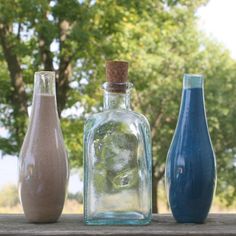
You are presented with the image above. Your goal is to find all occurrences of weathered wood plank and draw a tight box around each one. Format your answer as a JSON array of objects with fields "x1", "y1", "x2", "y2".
[{"x1": 0, "y1": 214, "x2": 235, "y2": 236}]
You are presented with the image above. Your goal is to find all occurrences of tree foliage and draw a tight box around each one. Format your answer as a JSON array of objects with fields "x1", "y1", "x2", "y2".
[
  {"x1": 0, "y1": 0, "x2": 235, "y2": 212},
  {"x1": 0, "y1": 184, "x2": 19, "y2": 207}
]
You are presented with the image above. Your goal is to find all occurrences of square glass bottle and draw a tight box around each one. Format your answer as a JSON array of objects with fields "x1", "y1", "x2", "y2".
[{"x1": 83, "y1": 61, "x2": 152, "y2": 225}]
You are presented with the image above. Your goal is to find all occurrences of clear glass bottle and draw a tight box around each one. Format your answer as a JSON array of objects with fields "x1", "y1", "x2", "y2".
[
  {"x1": 18, "y1": 71, "x2": 69, "y2": 223},
  {"x1": 165, "y1": 74, "x2": 216, "y2": 223},
  {"x1": 84, "y1": 61, "x2": 152, "y2": 225}
]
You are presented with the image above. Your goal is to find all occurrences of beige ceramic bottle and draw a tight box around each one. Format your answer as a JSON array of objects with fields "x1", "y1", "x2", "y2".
[{"x1": 18, "y1": 71, "x2": 69, "y2": 223}]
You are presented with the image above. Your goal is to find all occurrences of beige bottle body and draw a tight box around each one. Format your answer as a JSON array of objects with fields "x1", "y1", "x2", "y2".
[{"x1": 18, "y1": 72, "x2": 69, "y2": 223}]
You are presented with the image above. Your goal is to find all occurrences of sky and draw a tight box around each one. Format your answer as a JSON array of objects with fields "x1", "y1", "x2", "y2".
[
  {"x1": 197, "y1": 0, "x2": 236, "y2": 59},
  {"x1": 0, "y1": 0, "x2": 236, "y2": 192}
]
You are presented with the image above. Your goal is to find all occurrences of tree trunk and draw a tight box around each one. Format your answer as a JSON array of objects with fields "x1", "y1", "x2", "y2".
[
  {"x1": 152, "y1": 166, "x2": 165, "y2": 213},
  {"x1": 38, "y1": 34, "x2": 54, "y2": 71},
  {"x1": 57, "y1": 19, "x2": 72, "y2": 116},
  {"x1": 57, "y1": 63, "x2": 71, "y2": 116},
  {"x1": 0, "y1": 24, "x2": 27, "y2": 149},
  {"x1": 152, "y1": 176, "x2": 159, "y2": 213},
  {"x1": 37, "y1": 12, "x2": 54, "y2": 71},
  {"x1": 0, "y1": 25, "x2": 27, "y2": 112}
]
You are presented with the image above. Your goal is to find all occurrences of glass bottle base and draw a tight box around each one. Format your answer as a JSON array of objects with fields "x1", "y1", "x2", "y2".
[{"x1": 85, "y1": 211, "x2": 151, "y2": 225}]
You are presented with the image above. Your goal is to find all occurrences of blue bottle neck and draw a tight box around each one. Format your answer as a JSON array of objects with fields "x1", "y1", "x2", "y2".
[
  {"x1": 180, "y1": 88, "x2": 205, "y2": 117},
  {"x1": 178, "y1": 74, "x2": 207, "y2": 128},
  {"x1": 183, "y1": 74, "x2": 203, "y2": 89}
]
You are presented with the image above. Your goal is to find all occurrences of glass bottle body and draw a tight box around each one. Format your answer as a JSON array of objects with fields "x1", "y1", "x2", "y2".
[
  {"x1": 18, "y1": 72, "x2": 69, "y2": 223},
  {"x1": 165, "y1": 74, "x2": 216, "y2": 223},
  {"x1": 84, "y1": 83, "x2": 152, "y2": 225}
]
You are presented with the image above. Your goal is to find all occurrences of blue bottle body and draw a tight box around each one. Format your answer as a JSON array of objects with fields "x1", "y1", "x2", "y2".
[{"x1": 165, "y1": 75, "x2": 216, "y2": 223}]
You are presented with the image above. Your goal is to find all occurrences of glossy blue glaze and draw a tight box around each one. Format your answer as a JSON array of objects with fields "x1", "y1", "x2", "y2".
[{"x1": 165, "y1": 75, "x2": 216, "y2": 223}]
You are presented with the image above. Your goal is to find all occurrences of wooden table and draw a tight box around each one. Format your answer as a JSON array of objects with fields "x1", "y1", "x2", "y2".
[{"x1": 0, "y1": 214, "x2": 235, "y2": 235}]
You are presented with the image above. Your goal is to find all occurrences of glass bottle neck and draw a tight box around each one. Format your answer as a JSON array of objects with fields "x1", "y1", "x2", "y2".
[
  {"x1": 31, "y1": 71, "x2": 58, "y2": 118},
  {"x1": 34, "y1": 71, "x2": 56, "y2": 96},
  {"x1": 103, "y1": 92, "x2": 131, "y2": 110},
  {"x1": 103, "y1": 82, "x2": 132, "y2": 110}
]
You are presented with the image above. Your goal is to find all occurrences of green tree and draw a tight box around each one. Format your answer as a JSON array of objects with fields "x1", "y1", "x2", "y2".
[
  {"x1": 0, "y1": 184, "x2": 19, "y2": 207},
  {"x1": 0, "y1": 0, "x2": 235, "y2": 213}
]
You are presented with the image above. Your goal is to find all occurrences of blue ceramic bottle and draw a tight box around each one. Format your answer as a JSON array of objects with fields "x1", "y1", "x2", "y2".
[{"x1": 165, "y1": 74, "x2": 216, "y2": 223}]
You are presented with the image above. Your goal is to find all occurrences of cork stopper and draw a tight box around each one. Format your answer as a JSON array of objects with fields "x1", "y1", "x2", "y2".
[{"x1": 106, "y1": 61, "x2": 128, "y2": 92}]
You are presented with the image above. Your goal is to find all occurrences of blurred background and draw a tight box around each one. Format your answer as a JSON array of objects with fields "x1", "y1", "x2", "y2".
[{"x1": 0, "y1": 0, "x2": 236, "y2": 214}]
